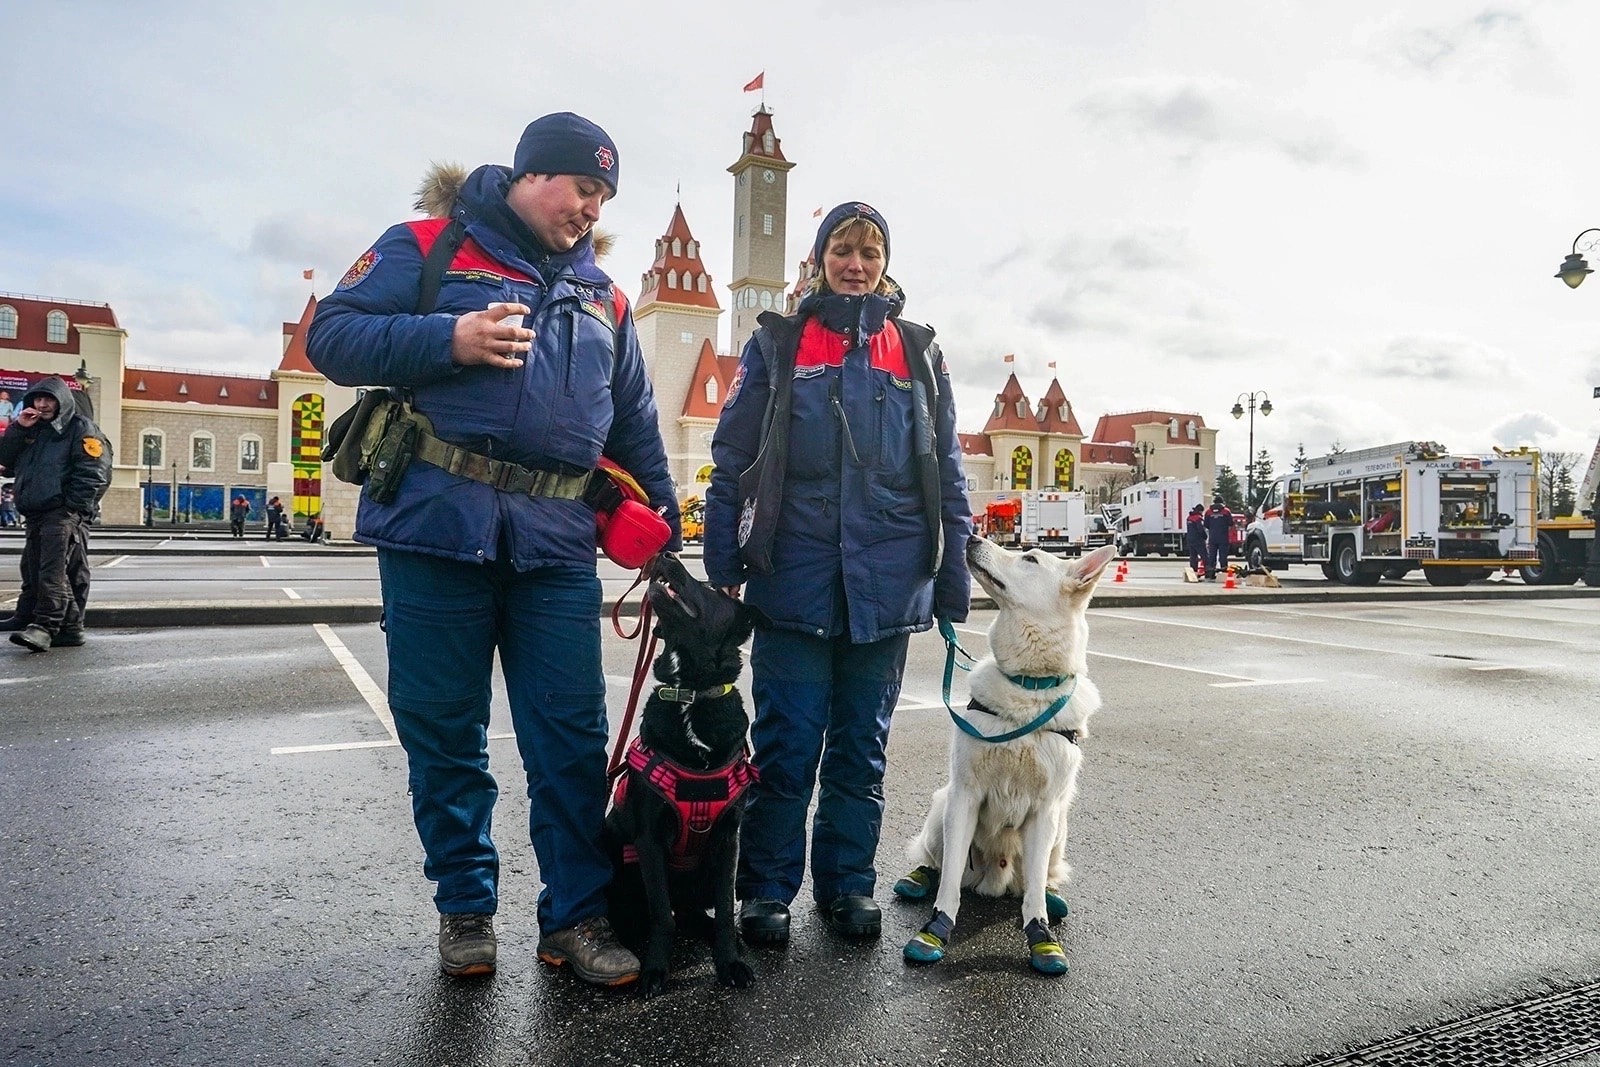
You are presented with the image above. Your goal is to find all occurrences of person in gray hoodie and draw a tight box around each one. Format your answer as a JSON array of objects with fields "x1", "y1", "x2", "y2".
[{"x1": 0, "y1": 377, "x2": 112, "y2": 651}]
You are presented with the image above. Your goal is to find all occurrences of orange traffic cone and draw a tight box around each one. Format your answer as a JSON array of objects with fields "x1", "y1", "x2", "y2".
[
  {"x1": 1113, "y1": 567, "x2": 1126, "y2": 583},
  {"x1": 1223, "y1": 570, "x2": 1236, "y2": 589}
]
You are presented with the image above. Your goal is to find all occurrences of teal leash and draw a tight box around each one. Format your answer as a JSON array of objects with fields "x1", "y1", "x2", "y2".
[{"x1": 939, "y1": 618, "x2": 1078, "y2": 744}]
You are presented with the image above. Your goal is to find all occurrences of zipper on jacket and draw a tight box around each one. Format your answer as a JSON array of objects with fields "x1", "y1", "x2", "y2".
[{"x1": 829, "y1": 381, "x2": 864, "y2": 467}]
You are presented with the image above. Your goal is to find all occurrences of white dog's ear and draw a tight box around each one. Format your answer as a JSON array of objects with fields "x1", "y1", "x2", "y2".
[{"x1": 1070, "y1": 543, "x2": 1118, "y2": 590}]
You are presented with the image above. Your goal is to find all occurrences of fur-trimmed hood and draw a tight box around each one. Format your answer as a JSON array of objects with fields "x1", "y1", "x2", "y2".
[{"x1": 415, "y1": 161, "x2": 615, "y2": 261}]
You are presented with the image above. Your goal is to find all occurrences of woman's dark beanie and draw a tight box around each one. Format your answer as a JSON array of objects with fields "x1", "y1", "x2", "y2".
[
  {"x1": 511, "y1": 112, "x2": 620, "y2": 195},
  {"x1": 811, "y1": 201, "x2": 890, "y2": 266}
]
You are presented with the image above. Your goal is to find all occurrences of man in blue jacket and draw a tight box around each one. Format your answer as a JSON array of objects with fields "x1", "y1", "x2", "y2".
[{"x1": 307, "y1": 112, "x2": 679, "y2": 986}]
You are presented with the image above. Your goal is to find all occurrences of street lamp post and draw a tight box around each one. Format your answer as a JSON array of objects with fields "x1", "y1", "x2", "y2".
[
  {"x1": 1231, "y1": 391, "x2": 1273, "y2": 511},
  {"x1": 1550, "y1": 230, "x2": 1600, "y2": 587},
  {"x1": 184, "y1": 475, "x2": 192, "y2": 523},
  {"x1": 170, "y1": 463, "x2": 178, "y2": 525},
  {"x1": 1135, "y1": 441, "x2": 1154, "y2": 480},
  {"x1": 144, "y1": 454, "x2": 153, "y2": 527}
]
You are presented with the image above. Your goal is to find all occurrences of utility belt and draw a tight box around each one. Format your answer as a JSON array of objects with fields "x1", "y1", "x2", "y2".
[{"x1": 321, "y1": 388, "x2": 669, "y2": 567}]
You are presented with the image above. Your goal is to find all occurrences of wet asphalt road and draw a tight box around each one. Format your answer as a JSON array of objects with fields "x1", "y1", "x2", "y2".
[{"x1": 1, "y1": 547, "x2": 1599, "y2": 1065}]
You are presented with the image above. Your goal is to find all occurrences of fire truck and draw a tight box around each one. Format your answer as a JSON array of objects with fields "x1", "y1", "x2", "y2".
[
  {"x1": 1243, "y1": 441, "x2": 1537, "y2": 585},
  {"x1": 972, "y1": 490, "x2": 1101, "y2": 554},
  {"x1": 1519, "y1": 439, "x2": 1599, "y2": 585},
  {"x1": 1114, "y1": 478, "x2": 1206, "y2": 556}
]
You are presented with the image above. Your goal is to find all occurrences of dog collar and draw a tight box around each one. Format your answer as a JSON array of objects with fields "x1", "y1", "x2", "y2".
[
  {"x1": 655, "y1": 683, "x2": 736, "y2": 705},
  {"x1": 1006, "y1": 672, "x2": 1071, "y2": 690}
]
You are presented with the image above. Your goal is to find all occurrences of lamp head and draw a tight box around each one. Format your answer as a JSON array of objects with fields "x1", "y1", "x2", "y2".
[
  {"x1": 1260, "y1": 398, "x2": 1273, "y2": 417},
  {"x1": 1231, "y1": 402, "x2": 1244, "y2": 420},
  {"x1": 1557, "y1": 253, "x2": 1592, "y2": 289}
]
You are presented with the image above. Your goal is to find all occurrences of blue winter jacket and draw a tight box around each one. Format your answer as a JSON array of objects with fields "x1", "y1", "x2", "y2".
[
  {"x1": 704, "y1": 290, "x2": 972, "y2": 642},
  {"x1": 306, "y1": 164, "x2": 678, "y2": 569}
]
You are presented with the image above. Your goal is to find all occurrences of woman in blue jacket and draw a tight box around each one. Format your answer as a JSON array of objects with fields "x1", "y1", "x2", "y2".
[{"x1": 705, "y1": 203, "x2": 972, "y2": 944}]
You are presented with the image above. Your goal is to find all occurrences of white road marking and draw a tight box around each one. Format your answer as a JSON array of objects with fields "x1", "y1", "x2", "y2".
[
  {"x1": 283, "y1": 588, "x2": 302, "y2": 600},
  {"x1": 1091, "y1": 609, "x2": 1475, "y2": 660},
  {"x1": 273, "y1": 739, "x2": 398, "y2": 755},
  {"x1": 1211, "y1": 678, "x2": 1326, "y2": 688},
  {"x1": 1232, "y1": 604, "x2": 1582, "y2": 644},
  {"x1": 1469, "y1": 664, "x2": 1548, "y2": 672},
  {"x1": 260, "y1": 556, "x2": 271, "y2": 568},
  {"x1": 100, "y1": 555, "x2": 129, "y2": 568},
  {"x1": 1408, "y1": 602, "x2": 1600, "y2": 624},
  {"x1": 311, "y1": 623, "x2": 396, "y2": 742}
]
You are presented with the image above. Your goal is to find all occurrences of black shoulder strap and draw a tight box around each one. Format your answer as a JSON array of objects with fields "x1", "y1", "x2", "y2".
[{"x1": 414, "y1": 218, "x2": 467, "y2": 315}]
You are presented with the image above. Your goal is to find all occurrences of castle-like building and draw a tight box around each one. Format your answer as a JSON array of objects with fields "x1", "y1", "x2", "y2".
[{"x1": 0, "y1": 108, "x2": 1218, "y2": 534}]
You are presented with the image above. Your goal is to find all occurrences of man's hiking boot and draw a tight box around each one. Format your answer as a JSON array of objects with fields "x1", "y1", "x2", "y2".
[
  {"x1": 10, "y1": 625, "x2": 51, "y2": 653},
  {"x1": 438, "y1": 913, "x2": 496, "y2": 978},
  {"x1": 536, "y1": 916, "x2": 639, "y2": 987},
  {"x1": 51, "y1": 629, "x2": 86, "y2": 648},
  {"x1": 738, "y1": 898, "x2": 791, "y2": 945}
]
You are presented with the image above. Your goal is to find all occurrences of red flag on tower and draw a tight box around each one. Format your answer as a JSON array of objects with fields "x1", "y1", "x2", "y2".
[
  {"x1": 812, "y1": 206, "x2": 823, "y2": 218},
  {"x1": 743, "y1": 72, "x2": 764, "y2": 92},
  {"x1": 1003, "y1": 353, "x2": 1016, "y2": 363},
  {"x1": 1047, "y1": 360, "x2": 1057, "y2": 369},
  {"x1": 302, "y1": 269, "x2": 314, "y2": 280}
]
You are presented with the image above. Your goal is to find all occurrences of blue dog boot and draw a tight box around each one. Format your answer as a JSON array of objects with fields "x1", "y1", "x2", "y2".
[
  {"x1": 892, "y1": 865, "x2": 938, "y2": 902},
  {"x1": 1046, "y1": 886, "x2": 1069, "y2": 922},
  {"x1": 1025, "y1": 918, "x2": 1068, "y2": 976},
  {"x1": 903, "y1": 909, "x2": 954, "y2": 964}
]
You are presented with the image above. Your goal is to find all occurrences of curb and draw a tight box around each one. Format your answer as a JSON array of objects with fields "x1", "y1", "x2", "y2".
[{"x1": 77, "y1": 583, "x2": 1598, "y2": 628}]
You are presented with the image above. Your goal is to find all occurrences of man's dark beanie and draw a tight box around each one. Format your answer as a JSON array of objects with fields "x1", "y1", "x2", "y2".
[
  {"x1": 811, "y1": 201, "x2": 890, "y2": 267},
  {"x1": 511, "y1": 112, "x2": 620, "y2": 195}
]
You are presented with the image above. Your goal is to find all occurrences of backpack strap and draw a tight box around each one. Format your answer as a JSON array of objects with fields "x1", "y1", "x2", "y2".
[{"x1": 414, "y1": 217, "x2": 467, "y2": 315}]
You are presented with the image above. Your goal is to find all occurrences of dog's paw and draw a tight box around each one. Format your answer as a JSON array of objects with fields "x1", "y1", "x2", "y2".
[
  {"x1": 716, "y1": 957, "x2": 756, "y2": 989},
  {"x1": 640, "y1": 967, "x2": 670, "y2": 999}
]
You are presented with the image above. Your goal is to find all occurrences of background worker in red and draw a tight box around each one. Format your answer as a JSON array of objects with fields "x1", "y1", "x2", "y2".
[
  {"x1": 1204, "y1": 495, "x2": 1233, "y2": 581},
  {"x1": 0, "y1": 377, "x2": 111, "y2": 652},
  {"x1": 307, "y1": 112, "x2": 678, "y2": 986},
  {"x1": 1186, "y1": 502, "x2": 1207, "y2": 578},
  {"x1": 704, "y1": 202, "x2": 972, "y2": 946}
]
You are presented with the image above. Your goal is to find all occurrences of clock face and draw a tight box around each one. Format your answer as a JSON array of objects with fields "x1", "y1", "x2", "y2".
[{"x1": 762, "y1": 169, "x2": 775, "y2": 183}]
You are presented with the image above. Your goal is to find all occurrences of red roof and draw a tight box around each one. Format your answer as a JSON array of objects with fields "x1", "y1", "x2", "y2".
[
  {"x1": 123, "y1": 366, "x2": 278, "y2": 408},
  {"x1": 1035, "y1": 379, "x2": 1084, "y2": 435},
  {"x1": 734, "y1": 107, "x2": 789, "y2": 164},
  {"x1": 0, "y1": 293, "x2": 120, "y2": 355},
  {"x1": 959, "y1": 433, "x2": 993, "y2": 457},
  {"x1": 1081, "y1": 442, "x2": 1135, "y2": 465},
  {"x1": 1089, "y1": 410, "x2": 1208, "y2": 446},
  {"x1": 981, "y1": 373, "x2": 1040, "y2": 433},
  {"x1": 637, "y1": 204, "x2": 721, "y2": 311},
  {"x1": 681, "y1": 340, "x2": 737, "y2": 418},
  {"x1": 278, "y1": 295, "x2": 318, "y2": 373}
]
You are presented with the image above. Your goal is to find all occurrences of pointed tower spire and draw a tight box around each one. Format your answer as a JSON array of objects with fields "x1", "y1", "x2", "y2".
[{"x1": 728, "y1": 106, "x2": 795, "y2": 355}]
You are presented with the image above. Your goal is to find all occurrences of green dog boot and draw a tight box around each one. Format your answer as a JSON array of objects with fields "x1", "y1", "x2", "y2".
[
  {"x1": 1046, "y1": 886, "x2": 1069, "y2": 922},
  {"x1": 892, "y1": 865, "x2": 939, "y2": 901},
  {"x1": 1025, "y1": 918, "x2": 1068, "y2": 976},
  {"x1": 903, "y1": 910, "x2": 954, "y2": 965}
]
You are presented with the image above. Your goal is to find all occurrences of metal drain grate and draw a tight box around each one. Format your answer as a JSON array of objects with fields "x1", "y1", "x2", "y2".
[{"x1": 1301, "y1": 980, "x2": 1600, "y2": 1066}]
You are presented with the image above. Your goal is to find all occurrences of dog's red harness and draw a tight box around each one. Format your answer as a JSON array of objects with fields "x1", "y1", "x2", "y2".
[{"x1": 612, "y1": 738, "x2": 758, "y2": 871}]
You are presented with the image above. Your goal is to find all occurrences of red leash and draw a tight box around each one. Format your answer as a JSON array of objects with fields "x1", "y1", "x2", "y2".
[{"x1": 607, "y1": 569, "x2": 659, "y2": 782}]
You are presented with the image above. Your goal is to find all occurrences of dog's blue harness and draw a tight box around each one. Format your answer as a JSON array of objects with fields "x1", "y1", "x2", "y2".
[{"x1": 938, "y1": 618, "x2": 1079, "y2": 744}]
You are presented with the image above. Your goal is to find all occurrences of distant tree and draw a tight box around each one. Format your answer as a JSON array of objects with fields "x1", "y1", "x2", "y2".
[
  {"x1": 1328, "y1": 441, "x2": 1346, "y2": 455},
  {"x1": 1097, "y1": 469, "x2": 1136, "y2": 506},
  {"x1": 1293, "y1": 443, "x2": 1310, "y2": 471},
  {"x1": 1247, "y1": 448, "x2": 1276, "y2": 506},
  {"x1": 1214, "y1": 465, "x2": 1244, "y2": 511},
  {"x1": 1539, "y1": 451, "x2": 1580, "y2": 518}
]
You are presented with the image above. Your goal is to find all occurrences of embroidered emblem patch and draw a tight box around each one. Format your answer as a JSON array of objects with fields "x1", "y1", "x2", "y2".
[
  {"x1": 579, "y1": 298, "x2": 610, "y2": 324},
  {"x1": 723, "y1": 362, "x2": 748, "y2": 408},
  {"x1": 336, "y1": 248, "x2": 381, "y2": 291},
  {"x1": 595, "y1": 145, "x2": 615, "y2": 171},
  {"x1": 737, "y1": 498, "x2": 756, "y2": 547},
  {"x1": 82, "y1": 437, "x2": 104, "y2": 458}
]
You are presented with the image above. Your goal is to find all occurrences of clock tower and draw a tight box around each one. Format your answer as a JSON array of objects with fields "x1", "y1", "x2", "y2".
[{"x1": 727, "y1": 107, "x2": 794, "y2": 355}]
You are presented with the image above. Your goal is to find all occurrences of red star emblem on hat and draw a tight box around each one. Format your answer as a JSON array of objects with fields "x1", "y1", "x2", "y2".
[{"x1": 595, "y1": 145, "x2": 615, "y2": 171}]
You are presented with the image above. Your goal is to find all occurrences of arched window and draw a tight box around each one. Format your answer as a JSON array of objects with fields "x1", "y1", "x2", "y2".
[
  {"x1": 140, "y1": 429, "x2": 165, "y2": 468},
  {"x1": 704, "y1": 377, "x2": 718, "y2": 405},
  {"x1": 190, "y1": 432, "x2": 215, "y2": 472},
  {"x1": 1168, "y1": 416, "x2": 1179, "y2": 437},
  {"x1": 667, "y1": 271, "x2": 677, "y2": 289},
  {"x1": 238, "y1": 435, "x2": 263, "y2": 473},
  {"x1": 1186, "y1": 419, "x2": 1198, "y2": 441},
  {"x1": 1011, "y1": 446, "x2": 1033, "y2": 491},
  {"x1": 46, "y1": 310, "x2": 68, "y2": 344},
  {"x1": 1055, "y1": 449, "x2": 1075, "y2": 490},
  {"x1": 759, "y1": 290, "x2": 773, "y2": 310},
  {"x1": 697, "y1": 274, "x2": 707, "y2": 293},
  {"x1": 672, "y1": 238, "x2": 681, "y2": 257},
  {"x1": 686, "y1": 240, "x2": 696, "y2": 259},
  {"x1": 695, "y1": 464, "x2": 713, "y2": 484},
  {"x1": 0, "y1": 305, "x2": 16, "y2": 339},
  {"x1": 762, "y1": 130, "x2": 775, "y2": 154},
  {"x1": 1015, "y1": 399, "x2": 1028, "y2": 417}
]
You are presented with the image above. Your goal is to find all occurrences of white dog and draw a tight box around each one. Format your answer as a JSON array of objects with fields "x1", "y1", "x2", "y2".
[{"x1": 896, "y1": 539, "x2": 1116, "y2": 975}]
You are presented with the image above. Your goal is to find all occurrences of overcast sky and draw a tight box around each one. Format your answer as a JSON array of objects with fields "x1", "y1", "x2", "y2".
[{"x1": 7, "y1": 0, "x2": 1600, "y2": 472}]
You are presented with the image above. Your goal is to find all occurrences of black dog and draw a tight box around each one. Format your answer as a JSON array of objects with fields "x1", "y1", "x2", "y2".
[{"x1": 603, "y1": 553, "x2": 759, "y2": 997}]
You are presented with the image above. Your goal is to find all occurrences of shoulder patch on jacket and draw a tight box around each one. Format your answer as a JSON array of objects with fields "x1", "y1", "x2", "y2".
[
  {"x1": 82, "y1": 437, "x2": 103, "y2": 458},
  {"x1": 336, "y1": 248, "x2": 381, "y2": 291},
  {"x1": 723, "y1": 362, "x2": 748, "y2": 409}
]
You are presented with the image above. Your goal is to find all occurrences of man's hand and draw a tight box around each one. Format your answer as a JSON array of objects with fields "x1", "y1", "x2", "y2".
[
  {"x1": 13, "y1": 407, "x2": 44, "y2": 428},
  {"x1": 451, "y1": 303, "x2": 534, "y2": 369}
]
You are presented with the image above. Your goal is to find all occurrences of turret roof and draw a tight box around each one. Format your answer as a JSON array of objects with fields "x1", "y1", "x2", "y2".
[{"x1": 637, "y1": 204, "x2": 720, "y2": 311}]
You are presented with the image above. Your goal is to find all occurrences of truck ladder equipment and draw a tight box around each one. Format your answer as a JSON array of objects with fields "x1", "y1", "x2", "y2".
[{"x1": 1302, "y1": 441, "x2": 1441, "y2": 476}]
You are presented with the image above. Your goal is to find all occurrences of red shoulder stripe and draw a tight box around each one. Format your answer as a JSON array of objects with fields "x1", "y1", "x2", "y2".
[{"x1": 401, "y1": 219, "x2": 536, "y2": 283}]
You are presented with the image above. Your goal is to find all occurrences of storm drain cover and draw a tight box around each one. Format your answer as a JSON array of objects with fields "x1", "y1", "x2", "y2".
[{"x1": 1301, "y1": 980, "x2": 1600, "y2": 1066}]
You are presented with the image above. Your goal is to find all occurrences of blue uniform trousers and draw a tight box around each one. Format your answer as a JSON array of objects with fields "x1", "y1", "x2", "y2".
[
  {"x1": 1207, "y1": 537, "x2": 1229, "y2": 577},
  {"x1": 377, "y1": 548, "x2": 610, "y2": 930},
  {"x1": 737, "y1": 627, "x2": 910, "y2": 905}
]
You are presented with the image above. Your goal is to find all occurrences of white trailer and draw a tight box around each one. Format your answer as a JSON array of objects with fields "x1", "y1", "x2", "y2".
[
  {"x1": 1019, "y1": 490, "x2": 1091, "y2": 553},
  {"x1": 1243, "y1": 441, "x2": 1537, "y2": 585},
  {"x1": 1115, "y1": 478, "x2": 1205, "y2": 556}
]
